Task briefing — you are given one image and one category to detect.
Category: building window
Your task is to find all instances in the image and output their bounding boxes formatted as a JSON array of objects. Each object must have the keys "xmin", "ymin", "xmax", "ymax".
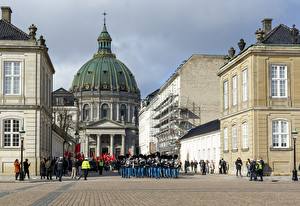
[
  {"xmin": 3, "ymin": 119, "xmax": 20, "ymax": 147},
  {"xmin": 232, "ymin": 125, "xmax": 237, "ymax": 149},
  {"xmin": 223, "ymin": 127, "xmax": 228, "ymax": 150},
  {"xmin": 242, "ymin": 122, "xmax": 248, "ymax": 149},
  {"xmin": 272, "ymin": 120, "xmax": 289, "ymax": 148},
  {"xmin": 232, "ymin": 75, "xmax": 237, "ymax": 106},
  {"xmin": 223, "ymin": 81, "xmax": 228, "ymax": 110},
  {"xmin": 82, "ymin": 104, "xmax": 90, "ymax": 121},
  {"xmin": 101, "ymin": 103, "xmax": 110, "ymax": 119},
  {"xmin": 271, "ymin": 65, "xmax": 287, "ymax": 98},
  {"xmin": 4, "ymin": 61, "xmax": 21, "ymax": 95},
  {"xmin": 242, "ymin": 69, "xmax": 248, "ymax": 102},
  {"xmin": 120, "ymin": 104, "xmax": 127, "ymax": 122}
]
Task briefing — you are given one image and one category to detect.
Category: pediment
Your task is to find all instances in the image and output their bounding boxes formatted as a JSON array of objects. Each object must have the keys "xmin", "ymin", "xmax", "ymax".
[{"xmin": 86, "ymin": 119, "xmax": 124, "ymax": 129}]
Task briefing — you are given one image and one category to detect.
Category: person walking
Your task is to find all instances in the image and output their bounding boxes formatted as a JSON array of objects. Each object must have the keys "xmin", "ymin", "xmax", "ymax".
[
  {"xmin": 98, "ymin": 159, "xmax": 104, "ymax": 175},
  {"xmin": 14, "ymin": 159, "xmax": 21, "ymax": 180},
  {"xmin": 23, "ymin": 159, "xmax": 31, "ymax": 179},
  {"xmin": 70, "ymin": 158, "xmax": 77, "ymax": 179},
  {"xmin": 246, "ymin": 158, "xmax": 251, "ymax": 177},
  {"xmin": 40, "ymin": 158, "xmax": 46, "ymax": 179},
  {"xmin": 184, "ymin": 160, "xmax": 189, "ymax": 174},
  {"xmin": 45, "ymin": 157, "xmax": 53, "ymax": 180},
  {"xmin": 249, "ymin": 159, "xmax": 257, "ymax": 181},
  {"xmin": 256, "ymin": 157, "xmax": 264, "ymax": 181},
  {"xmin": 194, "ymin": 161, "xmax": 198, "ymax": 173},
  {"xmin": 235, "ymin": 157, "xmax": 243, "ymax": 177},
  {"xmin": 80, "ymin": 158, "xmax": 91, "ymax": 180},
  {"xmin": 56, "ymin": 157, "xmax": 64, "ymax": 182}
]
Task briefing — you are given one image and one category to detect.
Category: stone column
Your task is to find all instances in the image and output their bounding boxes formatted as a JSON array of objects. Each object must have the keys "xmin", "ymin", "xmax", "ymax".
[
  {"xmin": 116, "ymin": 103, "xmax": 120, "ymax": 121},
  {"xmin": 110, "ymin": 103, "xmax": 113, "ymax": 120},
  {"xmin": 121, "ymin": 134, "xmax": 125, "ymax": 155},
  {"xmin": 127, "ymin": 104, "xmax": 130, "ymax": 123},
  {"xmin": 96, "ymin": 135, "xmax": 101, "ymax": 157},
  {"xmin": 110, "ymin": 134, "xmax": 114, "ymax": 156}
]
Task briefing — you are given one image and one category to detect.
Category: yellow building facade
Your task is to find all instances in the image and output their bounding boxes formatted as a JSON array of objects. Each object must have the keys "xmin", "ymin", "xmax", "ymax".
[{"xmin": 218, "ymin": 19, "xmax": 300, "ymax": 175}]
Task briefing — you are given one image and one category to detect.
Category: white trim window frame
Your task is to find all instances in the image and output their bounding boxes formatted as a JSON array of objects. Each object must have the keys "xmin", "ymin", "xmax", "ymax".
[
  {"xmin": 232, "ymin": 125, "xmax": 238, "ymax": 149},
  {"xmin": 272, "ymin": 119, "xmax": 289, "ymax": 148},
  {"xmin": 223, "ymin": 80, "xmax": 228, "ymax": 110},
  {"xmin": 242, "ymin": 122, "xmax": 248, "ymax": 149},
  {"xmin": 271, "ymin": 65, "xmax": 287, "ymax": 98},
  {"xmin": 242, "ymin": 69, "xmax": 248, "ymax": 102},
  {"xmin": 3, "ymin": 119, "xmax": 20, "ymax": 148},
  {"xmin": 3, "ymin": 61, "xmax": 21, "ymax": 95},
  {"xmin": 223, "ymin": 127, "xmax": 228, "ymax": 151},
  {"xmin": 232, "ymin": 75, "xmax": 237, "ymax": 106}
]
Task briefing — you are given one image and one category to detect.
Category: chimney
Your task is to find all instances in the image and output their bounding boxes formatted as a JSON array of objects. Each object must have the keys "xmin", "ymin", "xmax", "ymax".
[
  {"xmin": 1, "ymin": 6, "xmax": 12, "ymax": 23},
  {"xmin": 262, "ymin": 18, "xmax": 272, "ymax": 34}
]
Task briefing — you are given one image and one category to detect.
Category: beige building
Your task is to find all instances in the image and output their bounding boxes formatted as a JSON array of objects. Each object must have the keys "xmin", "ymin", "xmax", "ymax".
[
  {"xmin": 218, "ymin": 19, "xmax": 300, "ymax": 175},
  {"xmin": 0, "ymin": 7, "xmax": 54, "ymax": 174},
  {"xmin": 144, "ymin": 54, "xmax": 225, "ymax": 154}
]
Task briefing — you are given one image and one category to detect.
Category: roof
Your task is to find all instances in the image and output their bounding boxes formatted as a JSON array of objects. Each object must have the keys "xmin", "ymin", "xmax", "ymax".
[
  {"xmin": 53, "ymin": 87, "xmax": 73, "ymax": 95},
  {"xmin": 0, "ymin": 19, "xmax": 30, "ymax": 40},
  {"xmin": 180, "ymin": 119, "xmax": 220, "ymax": 140},
  {"xmin": 263, "ymin": 24, "xmax": 300, "ymax": 44}
]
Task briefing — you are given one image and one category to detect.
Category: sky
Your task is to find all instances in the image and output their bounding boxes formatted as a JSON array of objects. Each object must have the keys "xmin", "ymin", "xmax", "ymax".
[{"xmin": 2, "ymin": 0, "xmax": 300, "ymax": 97}]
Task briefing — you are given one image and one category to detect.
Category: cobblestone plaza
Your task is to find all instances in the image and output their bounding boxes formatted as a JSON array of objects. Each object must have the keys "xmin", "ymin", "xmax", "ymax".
[{"xmin": 0, "ymin": 173, "xmax": 300, "ymax": 206}]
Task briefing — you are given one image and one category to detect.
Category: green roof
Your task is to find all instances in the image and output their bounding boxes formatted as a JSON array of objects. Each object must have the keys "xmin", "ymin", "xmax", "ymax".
[{"xmin": 71, "ymin": 23, "xmax": 139, "ymax": 94}]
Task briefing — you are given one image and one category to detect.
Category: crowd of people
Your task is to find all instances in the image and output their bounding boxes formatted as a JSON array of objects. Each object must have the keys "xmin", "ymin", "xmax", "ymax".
[
  {"xmin": 117, "ymin": 153, "xmax": 181, "ymax": 179},
  {"xmin": 13, "ymin": 153, "xmax": 266, "ymax": 182},
  {"xmin": 183, "ymin": 158, "xmax": 228, "ymax": 175}
]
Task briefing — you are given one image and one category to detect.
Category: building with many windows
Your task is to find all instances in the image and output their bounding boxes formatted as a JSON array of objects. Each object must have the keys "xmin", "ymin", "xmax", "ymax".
[
  {"xmin": 139, "ymin": 89, "xmax": 159, "ymax": 154},
  {"xmin": 218, "ymin": 18, "xmax": 300, "ymax": 175},
  {"xmin": 141, "ymin": 55, "xmax": 225, "ymax": 155},
  {"xmin": 0, "ymin": 7, "xmax": 54, "ymax": 174}
]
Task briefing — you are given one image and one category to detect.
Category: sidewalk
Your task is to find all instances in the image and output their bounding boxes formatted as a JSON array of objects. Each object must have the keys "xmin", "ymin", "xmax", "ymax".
[{"xmin": 0, "ymin": 175, "xmax": 74, "ymax": 183}]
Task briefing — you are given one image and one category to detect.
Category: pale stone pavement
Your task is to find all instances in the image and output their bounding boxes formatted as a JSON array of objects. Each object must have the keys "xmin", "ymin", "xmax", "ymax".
[{"xmin": 0, "ymin": 172, "xmax": 300, "ymax": 206}]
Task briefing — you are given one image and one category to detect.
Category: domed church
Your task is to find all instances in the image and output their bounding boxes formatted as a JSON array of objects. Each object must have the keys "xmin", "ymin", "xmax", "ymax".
[{"xmin": 70, "ymin": 18, "xmax": 140, "ymax": 158}]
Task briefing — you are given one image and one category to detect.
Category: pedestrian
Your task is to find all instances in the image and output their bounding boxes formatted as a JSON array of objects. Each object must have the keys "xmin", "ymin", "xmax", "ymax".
[
  {"xmin": 40, "ymin": 158, "xmax": 46, "ymax": 179},
  {"xmin": 23, "ymin": 159, "xmax": 31, "ymax": 179},
  {"xmin": 45, "ymin": 157, "xmax": 53, "ymax": 180},
  {"xmin": 56, "ymin": 157, "xmax": 64, "ymax": 182},
  {"xmin": 210, "ymin": 160, "xmax": 215, "ymax": 174},
  {"xmin": 219, "ymin": 159, "xmax": 223, "ymax": 174},
  {"xmin": 14, "ymin": 159, "xmax": 20, "ymax": 180},
  {"xmin": 246, "ymin": 158, "xmax": 251, "ymax": 177},
  {"xmin": 235, "ymin": 157, "xmax": 243, "ymax": 177},
  {"xmin": 98, "ymin": 159, "xmax": 104, "ymax": 175},
  {"xmin": 80, "ymin": 158, "xmax": 90, "ymax": 180},
  {"xmin": 256, "ymin": 157, "xmax": 264, "ymax": 181},
  {"xmin": 70, "ymin": 158, "xmax": 77, "ymax": 179},
  {"xmin": 194, "ymin": 160, "xmax": 198, "ymax": 173},
  {"xmin": 249, "ymin": 159, "xmax": 257, "ymax": 181},
  {"xmin": 190, "ymin": 160, "xmax": 194, "ymax": 172},
  {"xmin": 184, "ymin": 160, "xmax": 189, "ymax": 174},
  {"xmin": 76, "ymin": 158, "xmax": 82, "ymax": 178}
]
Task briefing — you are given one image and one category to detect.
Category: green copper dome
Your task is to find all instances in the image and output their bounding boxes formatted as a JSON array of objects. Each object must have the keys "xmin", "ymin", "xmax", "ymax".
[{"xmin": 71, "ymin": 24, "xmax": 139, "ymax": 94}]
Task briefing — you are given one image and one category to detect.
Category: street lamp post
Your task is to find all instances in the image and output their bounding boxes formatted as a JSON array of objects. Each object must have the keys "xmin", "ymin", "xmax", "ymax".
[
  {"xmin": 292, "ymin": 129, "xmax": 298, "ymax": 181},
  {"xmin": 19, "ymin": 128, "xmax": 25, "ymax": 181}
]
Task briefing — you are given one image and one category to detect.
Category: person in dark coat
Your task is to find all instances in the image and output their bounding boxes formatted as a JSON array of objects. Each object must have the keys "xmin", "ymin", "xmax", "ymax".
[
  {"xmin": 235, "ymin": 157, "xmax": 243, "ymax": 177},
  {"xmin": 40, "ymin": 158, "xmax": 46, "ymax": 179},
  {"xmin": 23, "ymin": 159, "xmax": 31, "ymax": 179},
  {"xmin": 56, "ymin": 157, "xmax": 64, "ymax": 182},
  {"xmin": 45, "ymin": 157, "xmax": 53, "ymax": 180},
  {"xmin": 249, "ymin": 159, "xmax": 257, "ymax": 181}
]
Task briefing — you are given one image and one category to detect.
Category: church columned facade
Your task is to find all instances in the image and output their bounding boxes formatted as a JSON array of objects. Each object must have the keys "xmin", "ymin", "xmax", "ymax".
[{"xmin": 70, "ymin": 20, "xmax": 140, "ymax": 158}]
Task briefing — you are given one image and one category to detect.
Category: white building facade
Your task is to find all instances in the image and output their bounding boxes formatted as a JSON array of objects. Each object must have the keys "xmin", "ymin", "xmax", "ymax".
[
  {"xmin": 180, "ymin": 120, "xmax": 220, "ymax": 166},
  {"xmin": 0, "ymin": 7, "xmax": 54, "ymax": 174}
]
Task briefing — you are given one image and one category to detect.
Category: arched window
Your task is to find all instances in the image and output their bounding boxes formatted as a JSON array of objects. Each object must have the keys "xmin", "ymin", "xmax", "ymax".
[
  {"xmin": 120, "ymin": 104, "xmax": 127, "ymax": 122},
  {"xmin": 82, "ymin": 104, "xmax": 90, "ymax": 121},
  {"xmin": 101, "ymin": 103, "xmax": 110, "ymax": 119},
  {"xmin": 3, "ymin": 119, "xmax": 20, "ymax": 147}
]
